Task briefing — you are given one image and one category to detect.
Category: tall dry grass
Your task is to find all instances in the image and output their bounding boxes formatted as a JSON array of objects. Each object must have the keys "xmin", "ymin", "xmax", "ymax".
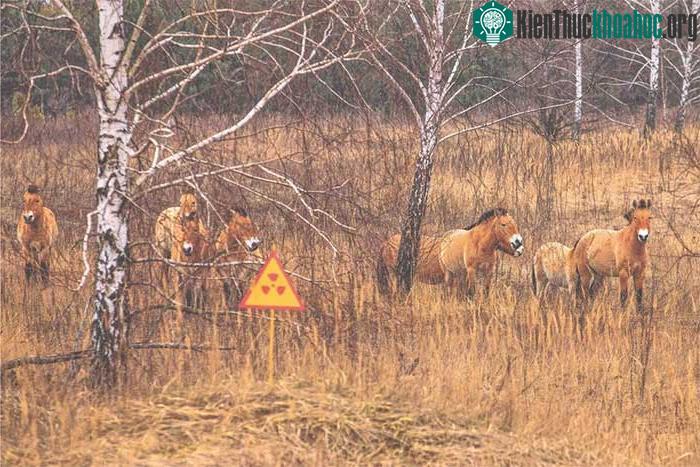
[{"xmin": 1, "ymin": 114, "xmax": 699, "ymax": 465}]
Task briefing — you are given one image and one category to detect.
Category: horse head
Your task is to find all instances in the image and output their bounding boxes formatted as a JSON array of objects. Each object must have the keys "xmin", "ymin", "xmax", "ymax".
[
  {"xmin": 491, "ymin": 209, "xmax": 524, "ymax": 257},
  {"xmin": 624, "ymin": 199, "xmax": 652, "ymax": 243},
  {"xmin": 179, "ymin": 189, "xmax": 199, "ymax": 221},
  {"xmin": 22, "ymin": 185, "xmax": 44, "ymax": 225},
  {"xmin": 226, "ymin": 208, "xmax": 261, "ymax": 252}
]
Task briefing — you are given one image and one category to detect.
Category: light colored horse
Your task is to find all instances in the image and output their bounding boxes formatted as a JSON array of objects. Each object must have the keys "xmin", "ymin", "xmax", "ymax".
[
  {"xmin": 17, "ymin": 185, "xmax": 58, "ymax": 285},
  {"xmin": 439, "ymin": 208, "xmax": 524, "ymax": 296},
  {"xmin": 531, "ymin": 242, "xmax": 575, "ymax": 296},
  {"xmin": 572, "ymin": 199, "xmax": 652, "ymax": 311}
]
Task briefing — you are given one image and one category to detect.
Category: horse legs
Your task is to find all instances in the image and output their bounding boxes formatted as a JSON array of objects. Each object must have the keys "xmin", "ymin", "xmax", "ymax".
[
  {"xmin": 443, "ymin": 271, "xmax": 454, "ymax": 298},
  {"xmin": 25, "ymin": 261, "xmax": 34, "ymax": 283},
  {"xmin": 465, "ymin": 266, "xmax": 476, "ymax": 299},
  {"xmin": 618, "ymin": 269, "xmax": 630, "ymax": 309},
  {"xmin": 483, "ymin": 263, "xmax": 495, "ymax": 299},
  {"xmin": 633, "ymin": 272, "xmax": 644, "ymax": 314}
]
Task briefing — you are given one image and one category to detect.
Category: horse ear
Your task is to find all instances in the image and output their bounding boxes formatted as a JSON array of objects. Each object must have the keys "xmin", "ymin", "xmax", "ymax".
[
  {"xmin": 647, "ymin": 199, "xmax": 652, "ymax": 208},
  {"xmin": 632, "ymin": 200, "xmax": 637, "ymax": 209},
  {"xmin": 623, "ymin": 210, "xmax": 633, "ymax": 222},
  {"xmin": 27, "ymin": 184, "xmax": 40, "ymax": 194}
]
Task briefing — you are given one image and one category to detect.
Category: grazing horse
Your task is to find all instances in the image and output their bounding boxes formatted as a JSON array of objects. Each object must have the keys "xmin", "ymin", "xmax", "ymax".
[
  {"xmin": 531, "ymin": 242, "xmax": 575, "ymax": 296},
  {"xmin": 439, "ymin": 208, "xmax": 524, "ymax": 296},
  {"xmin": 17, "ymin": 185, "xmax": 58, "ymax": 285},
  {"xmin": 214, "ymin": 208, "xmax": 262, "ymax": 306},
  {"xmin": 376, "ymin": 234, "xmax": 445, "ymax": 295},
  {"xmin": 572, "ymin": 199, "xmax": 652, "ymax": 312},
  {"xmin": 154, "ymin": 189, "xmax": 206, "ymax": 261},
  {"xmin": 171, "ymin": 217, "xmax": 211, "ymax": 311}
]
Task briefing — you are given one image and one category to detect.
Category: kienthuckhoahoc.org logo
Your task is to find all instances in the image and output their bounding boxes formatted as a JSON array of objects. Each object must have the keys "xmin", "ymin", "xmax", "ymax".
[
  {"xmin": 473, "ymin": 2, "xmax": 698, "ymax": 46},
  {"xmin": 473, "ymin": 1, "xmax": 513, "ymax": 47}
]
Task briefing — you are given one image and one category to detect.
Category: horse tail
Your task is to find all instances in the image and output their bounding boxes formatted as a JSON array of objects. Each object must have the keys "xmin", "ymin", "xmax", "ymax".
[
  {"xmin": 531, "ymin": 260, "xmax": 537, "ymax": 295},
  {"xmin": 375, "ymin": 251, "xmax": 391, "ymax": 296}
]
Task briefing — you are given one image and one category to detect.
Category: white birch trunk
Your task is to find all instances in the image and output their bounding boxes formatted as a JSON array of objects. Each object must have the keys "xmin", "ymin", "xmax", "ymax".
[
  {"xmin": 675, "ymin": 0, "xmax": 698, "ymax": 133},
  {"xmin": 93, "ymin": 0, "xmax": 132, "ymax": 385},
  {"xmin": 573, "ymin": 1, "xmax": 583, "ymax": 139},
  {"xmin": 396, "ymin": 0, "xmax": 444, "ymax": 292},
  {"xmin": 644, "ymin": 0, "xmax": 661, "ymax": 137}
]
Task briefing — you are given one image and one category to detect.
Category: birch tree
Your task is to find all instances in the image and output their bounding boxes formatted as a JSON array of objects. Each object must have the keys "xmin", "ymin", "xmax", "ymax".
[
  {"xmin": 2, "ymin": 0, "xmax": 362, "ymax": 385},
  {"xmin": 573, "ymin": 0, "xmax": 583, "ymax": 139},
  {"xmin": 356, "ymin": 0, "xmax": 566, "ymax": 292},
  {"xmin": 644, "ymin": 0, "xmax": 662, "ymax": 136},
  {"xmin": 668, "ymin": 0, "xmax": 700, "ymax": 133}
]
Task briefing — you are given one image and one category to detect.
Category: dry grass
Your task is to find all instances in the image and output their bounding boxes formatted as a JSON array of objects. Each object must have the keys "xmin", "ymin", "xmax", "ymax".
[{"xmin": 1, "ymin": 114, "xmax": 699, "ymax": 465}]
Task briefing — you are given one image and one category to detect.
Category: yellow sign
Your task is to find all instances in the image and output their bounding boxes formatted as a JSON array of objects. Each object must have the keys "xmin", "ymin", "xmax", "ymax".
[{"xmin": 239, "ymin": 250, "xmax": 305, "ymax": 311}]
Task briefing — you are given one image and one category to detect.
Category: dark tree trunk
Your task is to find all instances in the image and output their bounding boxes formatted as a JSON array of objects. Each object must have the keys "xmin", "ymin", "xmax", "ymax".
[{"xmin": 396, "ymin": 125, "xmax": 438, "ymax": 294}]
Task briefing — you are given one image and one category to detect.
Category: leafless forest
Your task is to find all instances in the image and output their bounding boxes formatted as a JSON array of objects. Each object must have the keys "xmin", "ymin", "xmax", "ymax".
[{"xmin": 1, "ymin": 0, "xmax": 699, "ymax": 465}]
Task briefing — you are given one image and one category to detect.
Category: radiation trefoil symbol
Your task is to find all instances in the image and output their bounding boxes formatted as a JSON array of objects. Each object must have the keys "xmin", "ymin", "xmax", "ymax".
[{"xmin": 473, "ymin": 1, "xmax": 513, "ymax": 47}]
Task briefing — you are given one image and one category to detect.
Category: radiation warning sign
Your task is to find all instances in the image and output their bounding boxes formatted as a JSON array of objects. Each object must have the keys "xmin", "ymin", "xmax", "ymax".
[{"xmin": 239, "ymin": 249, "xmax": 305, "ymax": 311}]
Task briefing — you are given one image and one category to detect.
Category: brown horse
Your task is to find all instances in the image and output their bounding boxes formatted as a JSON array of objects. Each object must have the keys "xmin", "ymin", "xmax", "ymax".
[
  {"xmin": 440, "ymin": 208, "xmax": 524, "ymax": 297},
  {"xmin": 17, "ymin": 185, "xmax": 59, "ymax": 285},
  {"xmin": 154, "ymin": 189, "xmax": 206, "ymax": 261},
  {"xmin": 376, "ymin": 234, "xmax": 445, "ymax": 295},
  {"xmin": 214, "ymin": 208, "xmax": 262, "ymax": 306},
  {"xmin": 572, "ymin": 199, "xmax": 652, "ymax": 312},
  {"xmin": 376, "ymin": 208, "xmax": 523, "ymax": 297},
  {"xmin": 531, "ymin": 242, "xmax": 575, "ymax": 297},
  {"xmin": 171, "ymin": 217, "xmax": 211, "ymax": 311}
]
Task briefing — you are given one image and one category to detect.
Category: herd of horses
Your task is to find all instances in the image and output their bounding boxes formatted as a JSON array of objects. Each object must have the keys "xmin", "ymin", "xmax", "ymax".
[
  {"xmin": 16, "ymin": 183, "xmax": 652, "ymax": 312},
  {"xmin": 377, "ymin": 200, "xmax": 652, "ymax": 312},
  {"xmin": 17, "ymin": 186, "xmax": 262, "ymax": 310}
]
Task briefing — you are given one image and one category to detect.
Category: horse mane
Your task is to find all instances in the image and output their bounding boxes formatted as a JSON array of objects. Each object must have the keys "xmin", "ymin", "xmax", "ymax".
[
  {"xmin": 26, "ymin": 184, "xmax": 40, "ymax": 194},
  {"xmin": 465, "ymin": 208, "xmax": 508, "ymax": 231}
]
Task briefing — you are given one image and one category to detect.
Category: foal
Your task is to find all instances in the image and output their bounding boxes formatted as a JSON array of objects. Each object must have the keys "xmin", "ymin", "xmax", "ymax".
[
  {"xmin": 531, "ymin": 242, "xmax": 575, "ymax": 297},
  {"xmin": 440, "ymin": 208, "xmax": 524, "ymax": 297},
  {"xmin": 572, "ymin": 199, "xmax": 652, "ymax": 312},
  {"xmin": 17, "ymin": 185, "xmax": 59, "ymax": 285}
]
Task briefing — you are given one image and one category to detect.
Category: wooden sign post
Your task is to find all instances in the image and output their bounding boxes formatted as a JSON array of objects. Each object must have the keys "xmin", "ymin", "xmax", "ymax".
[{"xmin": 239, "ymin": 246, "xmax": 305, "ymax": 384}]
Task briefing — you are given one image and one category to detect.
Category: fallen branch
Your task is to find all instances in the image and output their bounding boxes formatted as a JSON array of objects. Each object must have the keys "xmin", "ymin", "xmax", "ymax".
[
  {"xmin": 129, "ymin": 342, "xmax": 237, "ymax": 352},
  {"xmin": 1, "ymin": 349, "xmax": 92, "ymax": 372}
]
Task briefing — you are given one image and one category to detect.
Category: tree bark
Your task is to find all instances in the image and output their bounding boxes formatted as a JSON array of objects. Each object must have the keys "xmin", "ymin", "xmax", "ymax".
[
  {"xmin": 395, "ymin": 122, "xmax": 439, "ymax": 293},
  {"xmin": 644, "ymin": 0, "xmax": 661, "ymax": 138},
  {"xmin": 675, "ymin": 0, "xmax": 697, "ymax": 134},
  {"xmin": 395, "ymin": 0, "xmax": 444, "ymax": 294},
  {"xmin": 92, "ymin": 0, "xmax": 131, "ymax": 386},
  {"xmin": 572, "ymin": 1, "xmax": 583, "ymax": 140}
]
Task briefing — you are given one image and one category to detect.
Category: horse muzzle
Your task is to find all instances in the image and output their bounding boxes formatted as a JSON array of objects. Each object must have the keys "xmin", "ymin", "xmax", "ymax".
[
  {"xmin": 182, "ymin": 242, "xmax": 194, "ymax": 256},
  {"xmin": 637, "ymin": 229, "xmax": 649, "ymax": 243},
  {"xmin": 510, "ymin": 234, "xmax": 524, "ymax": 257},
  {"xmin": 23, "ymin": 212, "xmax": 35, "ymax": 224},
  {"xmin": 245, "ymin": 238, "xmax": 261, "ymax": 252}
]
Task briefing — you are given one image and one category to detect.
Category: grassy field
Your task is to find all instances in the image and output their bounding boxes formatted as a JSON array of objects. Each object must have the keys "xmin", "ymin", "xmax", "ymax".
[{"xmin": 1, "ymin": 115, "xmax": 699, "ymax": 465}]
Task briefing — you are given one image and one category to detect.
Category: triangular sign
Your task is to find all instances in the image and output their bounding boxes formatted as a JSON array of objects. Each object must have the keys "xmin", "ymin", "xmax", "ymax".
[{"xmin": 239, "ymin": 250, "xmax": 305, "ymax": 311}]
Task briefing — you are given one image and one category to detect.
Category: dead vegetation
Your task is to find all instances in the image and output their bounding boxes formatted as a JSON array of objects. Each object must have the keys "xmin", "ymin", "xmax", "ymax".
[{"xmin": 1, "ymin": 115, "xmax": 699, "ymax": 465}]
